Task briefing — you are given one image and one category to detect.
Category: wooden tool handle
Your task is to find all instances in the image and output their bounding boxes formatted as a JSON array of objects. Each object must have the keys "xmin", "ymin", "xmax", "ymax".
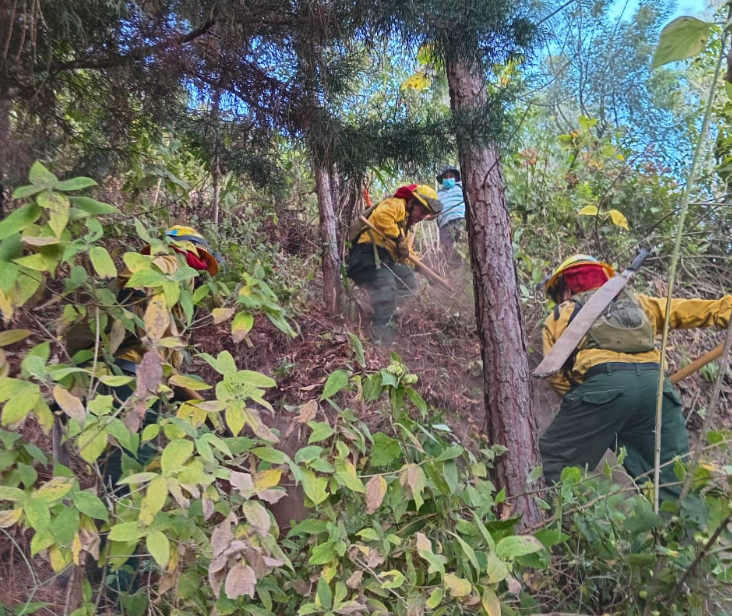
[
  {"xmin": 670, "ymin": 344, "xmax": 725, "ymax": 384},
  {"xmin": 358, "ymin": 216, "xmax": 454, "ymax": 293}
]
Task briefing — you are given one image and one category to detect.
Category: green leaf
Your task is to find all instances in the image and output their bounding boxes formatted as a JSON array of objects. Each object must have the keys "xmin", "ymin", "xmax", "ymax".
[
  {"xmin": 290, "ymin": 519, "xmax": 328, "ymax": 536},
  {"xmin": 54, "ymin": 177, "xmax": 97, "ymax": 191},
  {"xmin": 308, "ymin": 421, "xmax": 336, "ymax": 444},
  {"xmin": 2, "ymin": 388, "xmax": 39, "ymax": 425},
  {"xmin": 348, "ymin": 333, "xmax": 365, "ymax": 368},
  {"xmin": 72, "ymin": 491, "xmax": 109, "ymax": 522},
  {"xmin": 126, "ymin": 269, "xmax": 166, "ymax": 288},
  {"xmin": 484, "ymin": 553, "xmax": 509, "ymax": 583},
  {"xmin": 435, "ymin": 445, "xmax": 463, "ymax": 462},
  {"xmin": 161, "ymin": 439, "xmax": 194, "ymax": 475},
  {"xmin": 370, "ymin": 433, "xmax": 401, "ymax": 467},
  {"xmin": 652, "ymin": 17, "xmax": 713, "ymax": 68},
  {"xmin": 34, "ymin": 477, "xmax": 74, "ymax": 503},
  {"xmin": 12, "ymin": 185, "xmax": 45, "ymax": 200},
  {"xmin": 28, "ymin": 162, "xmax": 58, "ymax": 188},
  {"xmin": 108, "ymin": 521, "xmax": 143, "ymax": 542},
  {"xmin": 251, "ymin": 447, "xmax": 288, "ymax": 464},
  {"xmin": 51, "ymin": 506, "xmax": 79, "ymax": 546},
  {"xmin": 76, "ymin": 424, "xmax": 108, "ymax": 463},
  {"xmin": 0, "ymin": 204, "xmax": 41, "ymax": 240},
  {"xmin": 495, "ymin": 535, "xmax": 544, "ymax": 560},
  {"xmin": 308, "ymin": 542, "xmax": 337, "ymax": 565},
  {"xmin": 317, "ymin": 578, "xmax": 333, "ymax": 611},
  {"xmin": 426, "ymin": 588, "xmax": 443, "ymax": 609},
  {"xmin": 37, "ymin": 191, "xmax": 70, "ymax": 237},
  {"xmin": 301, "ymin": 468, "xmax": 329, "ymax": 505},
  {"xmin": 335, "ymin": 459, "xmax": 365, "ymax": 493},
  {"xmin": 89, "ymin": 246, "xmax": 117, "ymax": 279},
  {"xmin": 449, "ymin": 531, "xmax": 480, "ymax": 574},
  {"xmin": 380, "ymin": 571, "xmax": 406, "ymax": 589},
  {"xmin": 24, "ymin": 497, "xmax": 51, "ymax": 531},
  {"xmin": 295, "ymin": 446, "xmax": 324, "ymax": 464},
  {"xmin": 146, "ymin": 530, "xmax": 170, "ymax": 567},
  {"xmin": 321, "ymin": 370, "xmax": 349, "ymax": 400}
]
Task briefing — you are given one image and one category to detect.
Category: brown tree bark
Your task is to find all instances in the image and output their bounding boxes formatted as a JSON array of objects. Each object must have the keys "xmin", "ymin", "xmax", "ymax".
[
  {"xmin": 446, "ymin": 57, "xmax": 542, "ymax": 528},
  {"xmin": 314, "ymin": 164, "xmax": 341, "ymax": 315}
]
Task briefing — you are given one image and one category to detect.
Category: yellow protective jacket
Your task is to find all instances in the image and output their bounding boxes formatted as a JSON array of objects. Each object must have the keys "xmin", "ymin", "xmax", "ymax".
[
  {"xmin": 357, "ymin": 197, "xmax": 411, "ymax": 262},
  {"xmin": 543, "ymin": 292, "xmax": 732, "ymax": 395}
]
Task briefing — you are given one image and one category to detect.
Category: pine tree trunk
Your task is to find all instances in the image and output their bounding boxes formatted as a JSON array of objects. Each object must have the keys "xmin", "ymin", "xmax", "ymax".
[
  {"xmin": 314, "ymin": 164, "xmax": 341, "ymax": 315},
  {"xmin": 446, "ymin": 57, "xmax": 542, "ymax": 528}
]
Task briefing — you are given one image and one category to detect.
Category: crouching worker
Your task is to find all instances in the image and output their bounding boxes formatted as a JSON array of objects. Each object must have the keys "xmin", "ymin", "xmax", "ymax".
[
  {"xmin": 347, "ymin": 184, "xmax": 442, "ymax": 343},
  {"xmin": 539, "ymin": 255, "xmax": 732, "ymax": 501}
]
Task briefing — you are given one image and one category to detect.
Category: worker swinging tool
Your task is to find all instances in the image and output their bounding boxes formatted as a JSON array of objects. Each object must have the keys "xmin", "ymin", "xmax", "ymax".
[{"xmin": 535, "ymin": 252, "xmax": 732, "ymax": 501}]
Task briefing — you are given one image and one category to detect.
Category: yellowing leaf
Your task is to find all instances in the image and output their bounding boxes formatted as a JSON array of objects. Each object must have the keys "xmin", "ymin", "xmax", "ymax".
[
  {"xmin": 76, "ymin": 424, "xmax": 108, "ymax": 463},
  {"xmin": 254, "ymin": 469, "xmax": 282, "ymax": 492},
  {"xmin": 365, "ymin": 475, "xmax": 387, "ymax": 514},
  {"xmin": 0, "ymin": 508, "xmax": 22, "ymax": 528},
  {"xmin": 336, "ymin": 459, "xmax": 365, "ymax": 493},
  {"xmin": 143, "ymin": 293, "xmax": 170, "ymax": 342},
  {"xmin": 482, "ymin": 588, "xmax": 501, "ymax": 616},
  {"xmin": 578, "ymin": 205, "xmax": 599, "ymax": 216},
  {"xmin": 608, "ymin": 209, "xmax": 629, "ymax": 230},
  {"xmin": 2, "ymin": 387, "xmax": 39, "ymax": 425},
  {"xmin": 380, "ymin": 570, "xmax": 406, "ymax": 589},
  {"xmin": 49, "ymin": 544, "xmax": 72, "ymax": 572},
  {"xmin": 140, "ymin": 475, "xmax": 168, "ymax": 526},
  {"xmin": 212, "ymin": 307, "xmax": 235, "ymax": 324},
  {"xmin": 169, "ymin": 374, "xmax": 211, "ymax": 391},
  {"xmin": 53, "ymin": 385, "xmax": 86, "ymax": 423},
  {"xmin": 444, "ymin": 573, "xmax": 471, "ymax": 598},
  {"xmin": 123, "ymin": 252, "xmax": 153, "ymax": 273},
  {"xmin": 242, "ymin": 500, "xmax": 271, "ymax": 537},
  {"xmin": 0, "ymin": 329, "xmax": 32, "ymax": 347},
  {"xmin": 35, "ymin": 476, "xmax": 74, "ymax": 503},
  {"xmin": 231, "ymin": 312, "xmax": 254, "ymax": 343},
  {"xmin": 225, "ymin": 405, "xmax": 245, "ymax": 436},
  {"xmin": 427, "ymin": 588, "xmax": 444, "ymax": 609},
  {"xmin": 301, "ymin": 468, "xmax": 329, "ymax": 505},
  {"xmin": 401, "ymin": 72, "xmax": 431, "ymax": 91},
  {"xmin": 89, "ymin": 246, "xmax": 117, "ymax": 279},
  {"xmin": 38, "ymin": 190, "xmax": 70, "ymax": 237}
]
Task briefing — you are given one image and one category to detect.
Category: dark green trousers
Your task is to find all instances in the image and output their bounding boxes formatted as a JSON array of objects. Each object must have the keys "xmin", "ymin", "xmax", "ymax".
[
  {"xmin": 347, "ymin": 244, "xmax": 417, "ymax": 330},
  {"xmin": 540, "ymin": 364, "xmax": 689, "ymax": 501}
]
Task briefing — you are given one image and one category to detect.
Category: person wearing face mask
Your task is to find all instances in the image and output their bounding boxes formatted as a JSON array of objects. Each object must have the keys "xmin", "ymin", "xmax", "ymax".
[
  {"xmin": 347, "ymin": 184, "xmax": 443, "ymax": 343},
  {"xmin": 436, "ymin": 166, "xmax": 466, "ymax": 267}
]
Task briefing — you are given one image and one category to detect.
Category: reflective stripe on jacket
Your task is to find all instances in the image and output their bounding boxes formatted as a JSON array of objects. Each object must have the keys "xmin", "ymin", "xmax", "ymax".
[{"xmin": 543, "ymin": 292, "xmax": 732, "ymax": 395}]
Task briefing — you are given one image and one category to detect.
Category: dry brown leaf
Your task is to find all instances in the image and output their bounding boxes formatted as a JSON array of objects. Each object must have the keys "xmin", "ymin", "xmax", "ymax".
[
  {"xmin": 365, "ymin": 475, "xmax": 387, "ymax": 515},
  {"xmin": 296, "ymin": 399, "xmax": 319, "ymax": 423},
  {"xmin": 124, "ymin": 399, "xmax": 148, "ymax": 433},
  {"xmin": 346, "ymin": 570, "xmax": 363, "ymax": 589},
  {"xmin": 202, "ymin": 498, "xmax": 214, "ymax": 521},
  {"xmin": 230, "ymin": 472, "xmax": 254, "ymax": 498},
  {"xmin": 212, "ymin": 307, "xmax": 236, "ymax": 325},
  {"xmin": 257, "ymin": 489, "xmax": 286, "ymax": 504},
  {"xmin": 211, "ymin": 516, "xmax": 234, "ymax": 559},
  {"xmin": 415, "ymin": 532, "xmax": 431, "ymax": 553},
  {"xmin": 224, "ymin": 562, "xmax": 256, "ymax": 600},
  {"xmin": 157, "ymin": 571, "xmax": 178, "ymax": 599},
  {"xmin": 135, "ymin": 350, "xmax": 163, "ymax": 398},
  {"xmin": 209, "ymin": 564, "xmax": 226, "ymax": 597}
]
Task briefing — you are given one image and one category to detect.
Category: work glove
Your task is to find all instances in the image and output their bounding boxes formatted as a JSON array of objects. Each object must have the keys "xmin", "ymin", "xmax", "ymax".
[{"xmin": 394, "ymin": 237, "xmax": 410, "ymax": 262}]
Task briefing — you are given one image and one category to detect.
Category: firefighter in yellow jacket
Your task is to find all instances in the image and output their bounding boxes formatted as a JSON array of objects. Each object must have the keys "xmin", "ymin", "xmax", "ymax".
[
  {"xmin": 347, "ymin": 184, "xmax": 442, "ymax": 342},
  {"xmin": 540, "ymin": 255, "xmax": 732, "ymax": 500}
]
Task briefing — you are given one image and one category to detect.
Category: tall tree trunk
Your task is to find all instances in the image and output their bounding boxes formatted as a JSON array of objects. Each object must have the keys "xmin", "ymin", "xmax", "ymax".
[
  {"xmin": 314, "ymin": 164, "xmax": 341, "ymax": 315},
  {"xmin": 446, "ymin": 57, "xmax": 542, "ymax": 528}
]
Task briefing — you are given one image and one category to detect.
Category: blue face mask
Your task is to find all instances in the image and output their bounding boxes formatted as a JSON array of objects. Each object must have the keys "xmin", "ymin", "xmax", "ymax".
[{"xmin": 442, "ymin": 178, "xmax": 456, "ymax": 190}]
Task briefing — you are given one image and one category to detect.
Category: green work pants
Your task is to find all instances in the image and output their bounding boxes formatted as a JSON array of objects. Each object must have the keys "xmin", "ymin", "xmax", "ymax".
[
  {"xmin": 539, "ymin": 364, "xmax": 689, "ymax": 501},
  {"xmin": 347, "ymin": 244, "xmax": 417, "ymax": 329}
]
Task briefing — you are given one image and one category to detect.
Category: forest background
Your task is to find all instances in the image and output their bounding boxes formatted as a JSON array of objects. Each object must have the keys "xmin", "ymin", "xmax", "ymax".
[{"xmin": 2, "ymin": 0, "xmax": 732, "ymax": 615}]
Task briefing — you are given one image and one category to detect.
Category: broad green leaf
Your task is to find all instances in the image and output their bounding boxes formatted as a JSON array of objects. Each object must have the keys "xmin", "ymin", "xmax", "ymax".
[
  {"xmin": 54, "ymin": 177, "xmax": 97, "ymax": 191},
  {"xmin": 308, "ymin": 541, "xmax": 337, "ymax": 565},
  {"xmin": 317, "ymin": 578, "xmax": 333, "ymax": 611},
  {"xmin": 72, "ymin": 491, "xmax": 109, "ymax": 522},
  {"xmin": 225, "ymin": 405, "xmax": 245, "ymax": 436},
  {"xmin": 169, "ymin": 374, "xmax": 211, "ymax": 391},
  {"xmin": 76, "ymin": 423, "xmax": 108, "ymax": 463},
  {"xmin": 301, "ymin": 468, "xmax": 329, "ymax": 505},
  {"xmin": 449, "ymin": 531, "xmax": 480, "ymax": 574},
  {"xmin": 0, "ymin": 330, "xmax": 32, "ymax": 347},
  {"xmin": 321, "ymin": 370, "xmax": 349, "ymax": 400},
  {"xmin": 444, "ymin": 573, "xmax": 471, "ymax": 598},
  {"xmin": 370, "ymin": 433, "xmax": 401, "ymax": 467},
  {"xmin": 109, "ymin": 521, "xmax": 143, "ymax": 542},
  {"xmin": 13, "ymin": 253, "xmax": 48, "ymax": 272},
  {"xmin": 126, "ymin": 269, "xmax": 166, "ymax": 288},
  {"xmin": 435, "ymin": 445, "xmax": 464, "ymax": 462},
  {"xmin": 251, "ymin": 447, "xmax": 288, "ymax": 464},
  {"xmin": 308, "ymin": 421, "xmax": 335, "ymax": 444},
  {"xmin": 335, "ymin": 459, "xmax": 365, "ymax": 493},
  {"xmin": 0, "ymin": 486, "xmax": 26, "ymax": 502},
  {"xmin": 652, "ymin": 17, "xmax": 713, "ymax": 69},
  {"xmin": 295, "ymin": 446, "xmax": 324, "ymax": 464},
  {"xmin": 495, "ymin": 535, "xmax": 544, "ymax": 560},
  {"xmin": 51, "ymin": 506, "xmax": 79, "ymax": 546},
  {"xmin": 146, "ymin": 530, "xmax": 170, "ymax": 567},
  {"xmin": 37, "ymin": 191, "xmax": 70, "ymax": 237},
  {"xmin": 28, "ymin": 162, "xmax": 58, "ymax": 188},
  {"xmin": 426, "ymin": 588, "xmax": 444, "ymax": 609},
  {"xmin": 0, "ymin": 204, "xmax": 41, "ymax": 240},
  {"xmin": 161, "ymin": 439, "xmax": 194, "ymax": 475},
  {"xmin": 24, "ymin": 497, "xmax": 51, "ymax": 531},
  {"xmin": 12, "ymin": 185, "xmax": 45, "ymax": 199},
  {"xmin": 2, "ymin": 388, "xmax": 39, "ymax": 425},
  {"xmin": 69, "ymin": 196, "xmax": 117, "ymax": 215},
  {"xmin": 484, "ymin": 553, "xmax": 509, "ymax": 583},
  {"xmin": 140, "ymin": 476, "xmax": 168, "ymax": 525},
  {"xmin": 89, "ymin": 246, "xmax": 117, "ymax": 279}
]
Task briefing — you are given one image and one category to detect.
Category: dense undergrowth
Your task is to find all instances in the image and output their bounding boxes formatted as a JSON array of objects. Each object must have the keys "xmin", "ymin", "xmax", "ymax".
[{"xmin": 0, "ymin": 159, "xmax": 731, "ymax": 616}]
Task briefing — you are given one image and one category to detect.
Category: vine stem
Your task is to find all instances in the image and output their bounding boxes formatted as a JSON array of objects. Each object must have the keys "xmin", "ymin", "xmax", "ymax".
[{"xmin": 652, "ymin": 8, "xmax": 732, "ymax": 512}]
